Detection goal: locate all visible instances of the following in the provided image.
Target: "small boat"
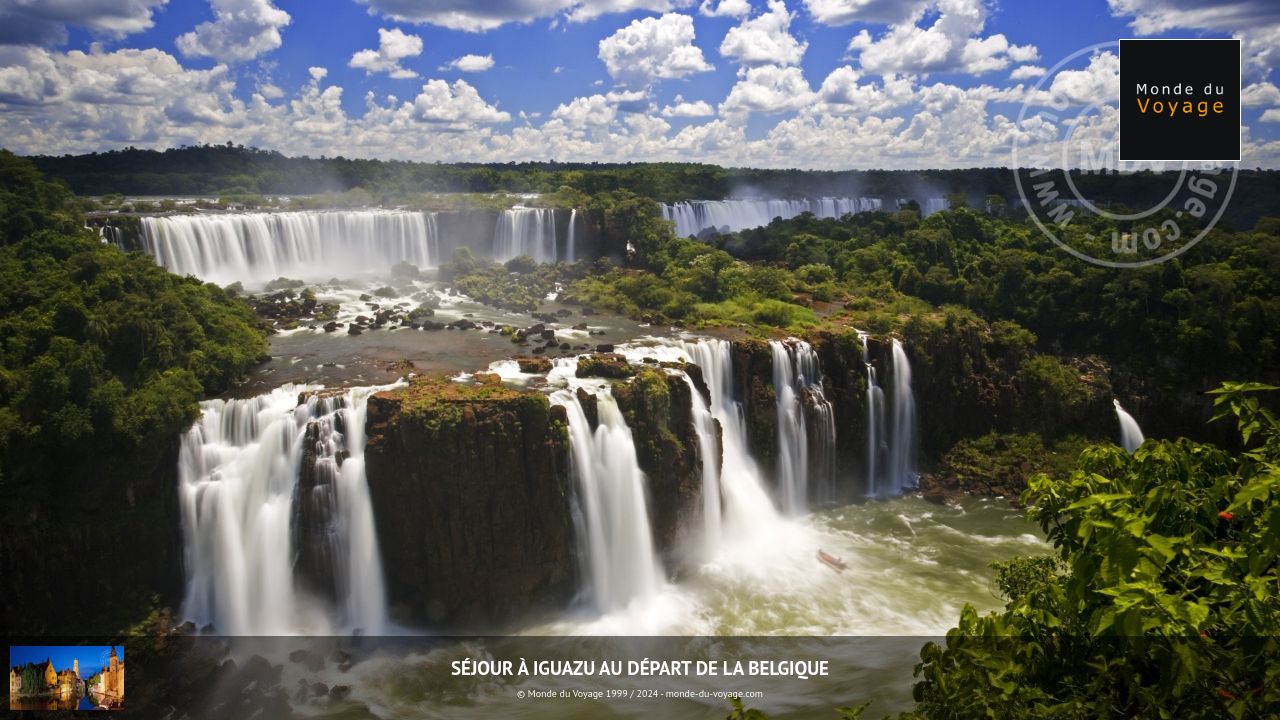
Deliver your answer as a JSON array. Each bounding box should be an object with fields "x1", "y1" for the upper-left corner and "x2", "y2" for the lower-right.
[{"x1": 817, "y1": 549, "x2": 847, "y2": 573}]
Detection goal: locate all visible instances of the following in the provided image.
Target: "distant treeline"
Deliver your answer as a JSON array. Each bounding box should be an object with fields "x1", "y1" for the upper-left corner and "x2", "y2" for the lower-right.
[{"x1": 24, "y1": 144, "x2": 1280, "y2": 227}]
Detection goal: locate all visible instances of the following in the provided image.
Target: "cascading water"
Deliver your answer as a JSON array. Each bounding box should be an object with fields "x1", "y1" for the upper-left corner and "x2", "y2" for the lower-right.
[
  {"x1": 136, "y1": 211, "x2": 440, "y2": 285},
  {"x1": 566, "y1": 208, "x2": 577, "y2": 263},
  {"x1": 554, "y1": 388, "x2": 664, "y2": 611},
  {"x1": 662, "y1": 197, "x2": 883, "y2": 237},
  {"x1": 177, "y1": 383, "x2": 396, "y2": 635},
  {"x1": 1114, "y1": 399, "x2": 1146, "y2": 454},
  {"x1": 493, "y1": 207, "x2": 558, "y2": 263},
  {"x1": 859, "y1": 331, "x2": 888, "y2": 497},
  {"x1": 888, "y1": 339, "x2": 918, "y2": 494},
  {"x1": 769, "y1": 339, "x2": 837, "y2": 512},
  {"x1": 922, "y1": 198, "x2": 948, "y2": 216},
  {"x1": 677, "y1": 339, "x2": 780, "y2": 534}
]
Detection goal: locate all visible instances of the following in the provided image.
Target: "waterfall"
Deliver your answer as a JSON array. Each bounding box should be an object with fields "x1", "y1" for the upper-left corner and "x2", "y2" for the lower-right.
[
  {"x1": 859, "y1": 331, "x2": 887, "y2": 497},
  {"x1": 922, "y1": 197, "x2": 948, "y2": 216},
  {"x1": 136, "y1": 210, "x2": 440, "y2": 285},
  {"x1": 769, "y1": 339, "x2": 837, "y2": 512},
  {"x1": 493, "y1": 207, "x2": 558, "y2": 263},
  {"x1": 676, "y1": 372, "x2": 723, "y2": 555},
  {"x1": 678, "y1": 339, "x2": 780, "y2": 533},
  {"x1": 565, "y1": 207, "x2": 576, "y2": 260},
  {"x1": 554, "y1": 388, "x2": 664, "y2": 611},
  {"x1": 888, "y1": 339, "x2": 918, "y2": 494},
  {"x1": 177, "y1": 383, "x2": 395, "y2": 635},
  {"x1": 1114, "y1": 399, "x2": 1146, "y2": 454},
  {"x1": 661, "y1": 197, "x2": 883, "y2": 237}
]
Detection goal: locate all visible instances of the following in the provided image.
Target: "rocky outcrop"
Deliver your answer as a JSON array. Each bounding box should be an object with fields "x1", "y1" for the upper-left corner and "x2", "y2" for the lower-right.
[
  {"x1": 363, "y1": 377, "x2": 574, "y2": 628},
  {"x1": 611, "y1": 366, "x2": 715, "y2": 563},
  {"x1": 730, "y1": 338, "x2": 778, "y2": 479}
]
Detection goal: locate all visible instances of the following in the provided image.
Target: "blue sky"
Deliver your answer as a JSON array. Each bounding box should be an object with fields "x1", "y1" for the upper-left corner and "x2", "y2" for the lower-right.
[
  {"x1": 10, "y1": 645, "x2": 120, "y2": 678},
  {"x1": 0, "y1": 0, "x2": 1276, "y2": 168}
]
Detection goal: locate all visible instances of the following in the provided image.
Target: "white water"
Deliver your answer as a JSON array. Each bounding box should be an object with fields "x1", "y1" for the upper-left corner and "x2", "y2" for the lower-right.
[
  {"x1": 676, "y1": 339, "x2": 782, "y2": 537},
  {"x1": 769, "y1": 339, "x2": 837, "y2": 512},
  {"x1": 1114, "y1": 399, "x2": 1146, "y2": 454},
  {"x1": 566, "y1": 208, "x2": 577, "y2": 263},
  {"x1": 494, "y1": 206, "x2": 558, "y2": 263},
  {"x1": 138, "y1": 211, "x2": 440, "y2": 285},
  {"x1": 177, "y1": 383, "x2": 396, "y2": 635},
  {"x1": 662, "y1": 197, "x2": 883, "y2": 237},
  {"x1": 922, "y1": 198, "x2": 948, "y2": 216},
  {"x1": 553, "y1": 388, "x2": 665, "y2": 612},
  {"x1": 888, "y1": 339, "x2": 918, "y2": 494},
  {"x1": 859, "y1": 332, "x2": 885, "y2": 497}
]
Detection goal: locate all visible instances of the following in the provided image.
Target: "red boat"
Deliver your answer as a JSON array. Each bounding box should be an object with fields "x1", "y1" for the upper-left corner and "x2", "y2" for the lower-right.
[{"x1": 817, "y1": 549, "x2": 848, "y2": 573}]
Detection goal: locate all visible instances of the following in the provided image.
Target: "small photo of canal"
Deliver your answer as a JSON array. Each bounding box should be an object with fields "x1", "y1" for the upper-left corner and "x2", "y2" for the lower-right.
[{"x1": 9, "y1": 645, "x2": 124, "y2": 711}]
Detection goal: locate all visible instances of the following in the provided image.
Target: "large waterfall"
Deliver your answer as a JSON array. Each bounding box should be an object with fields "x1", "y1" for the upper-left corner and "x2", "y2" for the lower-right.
[
  {"x1": 137, "y1": 211, "x2": 440, "y2": 285},
  {"x1": 662, "y1": 197, "x2": 883, "y2": 237},
  {"x1": 769, "y1": 340, "x2": 837, "y2": 512},
  {"x1": 494, "y1": 207, "x2": 558, "y2": 263},
  {"x1": 566, "y1": 208, "x2": 578, "y2": 263},
  {"x1": 859, "y1": 334, "x2": 917, "y2": 497},
  {"x1": 888, "y1": 339, "x2": 918, "y2": 494},
  {"x1": 1114, "y1": 399, "x2": 1146, "y2": 454},
  {"x1": 554, "y1": 388, "x2": 664, "y2": 611},
  {"x1": 677, "y1": 339, "x2": 781, "y2": 537},
  {"x1": 177, "y1": 383, "x2": 395, "y2": 635}
]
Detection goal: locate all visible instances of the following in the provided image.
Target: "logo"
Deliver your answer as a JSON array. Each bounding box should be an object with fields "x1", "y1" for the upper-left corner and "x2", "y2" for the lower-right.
[{"x1": 1012, "y1": 42, "x2": 1239, "y2": 268}]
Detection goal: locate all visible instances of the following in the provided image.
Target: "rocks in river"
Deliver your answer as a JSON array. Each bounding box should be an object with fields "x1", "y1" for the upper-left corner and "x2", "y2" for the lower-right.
[
  {"x1": 449, "y1": 319, "x2": 477, "y2": 330},
  {"x1": 572, "y1": 323, "x2": 588, "y2": 331},
  {"x1": 474, "y1": 372, "x2": 502, "y2": 386},
  {"x1": 595, "y1": 343, "x2": 615, "y2": 353},
  {"x1": 330, "y1": 685, "x2": 352, "y2": 702},
  {"x1": 288, "y1": 649, "x2": 325, "y2": 672},
  {"x1": 420, "y1": 320, "x2": 445, "y2": 331},
  {"x1": 516, "y1": 356, "x2": 552, "y2": 374},
  {"x1": 347, "y1": 326, "x2": 362, "y2": 336},
  {"x1": 576, "y1": 353, "x2": 633, "y2": 379},
  {"x1": 527, "y1": 323, "x2": 545, "y2": 336},
  {"x1": 540, "y1": 329, "x2": 556, "y2": 340},
  {"x1": 556, "y1": 308, "x2": 572, "y2": 317},
  {"x1": 359, "y1": 293, "x2": 372, "y2": 301}
]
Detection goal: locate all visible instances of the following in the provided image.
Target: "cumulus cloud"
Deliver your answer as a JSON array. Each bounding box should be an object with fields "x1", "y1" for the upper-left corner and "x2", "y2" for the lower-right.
[
  {"x1": 847, "y1": 0, "x2": 1037, "y2": 76},
  {"x1": 661, "y1": 95, "x2": 715, "y2": 116},
  {"x1": 721, "y1": 64, "x2": 815, "y2": 116},
  {"x1": 598, "y1": 13, "x2": 712, "y2": 88},
  {"x1": 354, "y1": 0, "x2": 693, "y2": 32},
  {"x1": 1009, "y1": 64, "x2": 1045, "y2": 80},
  {"x1": 441, "y1": 53, "x2": 495, "y2": 72},
  {"x1": 176, "y1": 0, "x2": 291, "y2": 63},
  {"x1": 1108, "y1": 0, "x2": 1280, "y2": 80},
  {"x1": 410, "y1": 78, "x2": 510, "y2": 126},
  {"x1": 699, "y1": 0, "x2": 751, "y2": 18},
  {"x1": 1261, "y1": 108, "x2": 1280, "y2": 122},
  {"x1": 0, "y1": 0, "x2": 170, "y2": 45},
  {"x1": 800, "y1": 0, "x2": 927, "y2": 25},
  {"x1": 349, "y1": 27, "x2": 423, "y2": 79},
  {"x1": 1243, "y1": 82, "x2": 1280, "y2": 107},
  {"x1": 719, "y1": 0, "x2": 807, "y2": 66}
]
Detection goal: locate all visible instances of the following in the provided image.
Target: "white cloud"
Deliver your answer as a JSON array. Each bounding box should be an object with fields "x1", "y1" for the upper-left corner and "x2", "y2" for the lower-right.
[
  {"x1": 816, "y1": 66, "x2": 914, "y2": 114},
  {"x1": 721, "y1": 64, "x2": 815, "y2": 116},
  {"x1": 258, "y1": 81, "x2": 284, "y2": 99},
  {"x1": 410, "y1": 78, "x2": 510, "y2": 126},
  {"x1": 551, "y1": 94, "x2": 617, "y2": 127},
  {"x1": 800, "y1": 0, "x2": 927, "y2": 25},
  {"x1": 0, "y1": 0, "x2": 169, "y2": 45},
  {"x1": 719, "y1": 0, "x2": 807, "y2": 66},
  {"x1": 308, "y1": 66, "x2": 327, "y2": 82},
  {"x1": 1108, "y1": 0, "x2": 1280, "y2": 80},
  {"x1": 661, "y1": 95, "x2": 715, "y2": 116},
  {"x1": 1260, "y1": 108, "x2": 1280, "y2": 122},
  {"x1": 349, "y1": 27, "x2": 423, "y2": 79},
  {"x1": 1009, "y1": 64, "x2": 1045, "y2": 80},
  {"x1": 847, "y1": 0, "x2": 1037, "y2": 76},
  {"x1": 1243, "y1": 82, "x2": 1280, "y2": 107},
  {"x1": 441, "y1": 53, "x2": 495, "y2": 72},
  {"x1": 699, "y1": 0, "x2": 751, "y2": 18},
  {"x1": 598, "y1": 13, "x2": 712, "y2": 88},
  {"x1": 354, "y1": 0, "x2": 693, "y2": 32},
  {"x1": 176, "y1": 0, "x2": 291, "y2": 63}
]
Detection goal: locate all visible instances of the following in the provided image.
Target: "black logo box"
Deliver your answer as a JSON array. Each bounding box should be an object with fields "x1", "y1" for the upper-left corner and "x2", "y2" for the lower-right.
[{"x1": 1119, "y1": 38, "x2": 1241, "y2": 162}]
